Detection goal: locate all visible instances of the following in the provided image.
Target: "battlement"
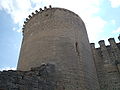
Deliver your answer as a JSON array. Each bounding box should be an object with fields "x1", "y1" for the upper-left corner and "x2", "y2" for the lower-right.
[
  {"x1": 23, "y1": 5, "x2": 51, "y2": 24},
  {"x1": 22, "y1": 5, "x2": 80, "y2": 35},
  {"x1": 91, "y1": 37, "x2": 120, "y2": 49},
  {"x1": 90, "y1": 37, "x2": 120, "y2": 90},
  {"x1": 90, "y1": 37, "x2": 120, "y2": 64}
]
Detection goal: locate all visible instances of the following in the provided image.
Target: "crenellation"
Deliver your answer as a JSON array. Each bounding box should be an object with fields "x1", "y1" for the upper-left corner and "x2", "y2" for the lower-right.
[
  {"x1": 91, "y1": 37, "x2": 120, "y2": 90},
  {"x1": 108, "y1": 38, "x2": 120, "y2": 64},
  {"x1": 49, "y1": 5, "x2": 52, "y2": 8},
  {"x1": 99, "y1": 40, "x2": 111, "y2": 64},
  {"x1": 3, "y1": 70, "x2": 7, "y2": 72},
  {"x1": 23, "y1": 24, "x2": 25, "y2": 27},
  {"x1": 22, "y1": 27, "x2": 24, "y2": 31},
  {"x1": 35, "y1": 10, "x2": 39, "y2": 14},
  {"x1": 90, "y1": 43, "x2": 95, "y2": 49},
  {"x1": 28, "y1": 15, "x2": 32, "y2": 18},
  {"x1": 31, "y1": 12, "x2": 35, "y2": 16},
  {"x1": 118, "y1": 35, "x2": 120, "y2": 41},
  {"x1": 26, "y1": 18, "x2": 29, "y2": 21},
  {"x1": 39, "y1": 8, "x2": 43, "y2": 12},
  {"x1": 22, "y1": 25, "x2": 25, "y2": 32},
  {"x1": 44, "y1": 6, "x2": 47, "y2": 10},
  {"x1": 98, "y1": 40, "x2": 106, "y2": 46},
  {"x1": 108, "y1": 38, "x2": 117, "y2": 48},
  {"x1": 22, "y1": 6, "x2": 80, "y2": 35},
  {"x1": 24, "y1": 21, "x2": 27, "y2": 24}
]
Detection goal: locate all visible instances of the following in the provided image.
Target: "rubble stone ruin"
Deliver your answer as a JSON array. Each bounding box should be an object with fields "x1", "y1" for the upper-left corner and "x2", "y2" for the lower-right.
[{"x1": 0, "y1": 6, "x2": 120, "y2": 90}]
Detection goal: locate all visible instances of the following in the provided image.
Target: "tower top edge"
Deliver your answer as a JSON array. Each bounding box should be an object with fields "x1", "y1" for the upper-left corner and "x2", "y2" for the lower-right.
[{"x1": 22, "y1": 5, "x2": 80, "y2": 34}]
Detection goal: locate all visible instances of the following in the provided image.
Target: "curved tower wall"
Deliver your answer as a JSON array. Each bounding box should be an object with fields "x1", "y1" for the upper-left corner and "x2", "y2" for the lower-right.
[{"x1": 17, "y1": 7, "x2": 99, "y2": 90}]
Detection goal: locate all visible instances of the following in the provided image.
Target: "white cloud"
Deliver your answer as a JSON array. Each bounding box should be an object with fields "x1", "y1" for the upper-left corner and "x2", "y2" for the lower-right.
[
  {"x1": 13, "y1": 27, "x2": 16, "y2": 31},
  {"x1": 111, "y1": 20, "x2": 116, "y2": 25},
  {"x1": 16, "y1": 29, "x2": 22, "y2": 33},
  {"x1": 0, "y1": 67, "x2": 16, "y2": 71},
  {"x1": 0, "y1": 0, "x2": 54, "y2": 30},
  {"x1": 13, "y1": 27, "x2": 22, "y2": 33},
  {"x1": 108, "y1": 0, "x2": 120, "y2": 8},
  {"x1": 0, "y1": 0, "x2": 32, "y2": 26},
  {"x1": 0, "y1": 0, "x2": 107, "y2": 42},
  {"x1": 0, "y1": 0, "x2": 101, "y2": 23},
  {"x1": 53, "y1": 0, "x2": 101, "y2": 16},
  {"x1": 85, "y1": 16, "x2": 107, "y2": 42},
  {"x1": 48, "y1": 0, "x2": 106, "y2": 42},
  {"x1": 112, "y1": 27, "x2": 120, "y2": 33}
]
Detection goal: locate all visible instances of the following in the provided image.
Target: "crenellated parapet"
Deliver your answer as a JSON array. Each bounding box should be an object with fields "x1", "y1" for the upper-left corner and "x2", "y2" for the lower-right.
[
  {"x1": 90, "y1": 36, "x2": 120, "y2": 90},
  {"x1": 22, "y1": 5, "x2": 52, "y2": 34},
  {"x1": 91, "y1": 37, "x2": 120, "y2": 64},
  {"x1": 22, "y1": 5, "x2": 80, "y2": 36},
  {"x1": 91, "y1": 37, "x2": 120, "y2": 49}
]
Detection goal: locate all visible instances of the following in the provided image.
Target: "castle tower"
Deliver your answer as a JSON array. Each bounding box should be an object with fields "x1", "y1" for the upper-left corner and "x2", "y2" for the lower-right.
[{"x1": 17, "y1": 6, "x2": 99, "y2": 90}]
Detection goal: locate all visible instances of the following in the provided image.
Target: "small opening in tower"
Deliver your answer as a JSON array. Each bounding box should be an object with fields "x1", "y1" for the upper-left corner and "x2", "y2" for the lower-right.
[
  {"x1": 75, "y1": 42, "x2": 79, "y2": 55},
  {"x1": 45, "y1": 14, "x2": 48, "y2": 16},
  {"x1": 75, "y1": 42, "x2": 78, "y2": 48}
]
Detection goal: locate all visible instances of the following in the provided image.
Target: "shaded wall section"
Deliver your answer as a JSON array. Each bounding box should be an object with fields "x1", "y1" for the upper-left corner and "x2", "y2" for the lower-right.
[{"x1": 91, "y1": 38, "x2": 120, "y2": 90}]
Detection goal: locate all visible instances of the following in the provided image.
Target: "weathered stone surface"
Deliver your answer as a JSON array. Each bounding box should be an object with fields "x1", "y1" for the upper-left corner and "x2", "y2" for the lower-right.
[
  {"x1": 0, "y1": 64, "x2": 56, "y2": 90},
  {"x1": 91, "y1": 39, "x2": 120, "y2": 90},
  {"x1": 17, "y1": 7, "x2": 99, "y2": 90}
]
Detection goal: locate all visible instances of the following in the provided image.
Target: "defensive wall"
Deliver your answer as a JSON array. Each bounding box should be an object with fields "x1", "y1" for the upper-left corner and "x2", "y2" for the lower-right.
[{"x1": 90, "y1": 37, "x2": 120, "y2": 90}]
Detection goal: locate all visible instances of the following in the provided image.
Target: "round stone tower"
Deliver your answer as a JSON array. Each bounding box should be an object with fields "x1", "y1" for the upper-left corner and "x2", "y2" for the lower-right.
[{"x1": 17, "y1": 6, "x2": 100, "y2": 90}]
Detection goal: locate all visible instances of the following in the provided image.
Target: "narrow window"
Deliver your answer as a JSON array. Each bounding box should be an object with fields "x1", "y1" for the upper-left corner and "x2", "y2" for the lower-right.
[{"x1": 75, "y1": 42, "x2": 79, "y2": 55}]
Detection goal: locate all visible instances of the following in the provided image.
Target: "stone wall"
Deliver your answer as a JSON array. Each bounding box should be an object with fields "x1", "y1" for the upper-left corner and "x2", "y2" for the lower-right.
[
  {"x1": 91, "y1": 38, "x2": 120, "y2": 90},
  {"x1": 0, "y1": 64, "x2": 56, "y2": 90},
  {"x1": 1, "y1": 38, "x2": 120, "y2": 90}
]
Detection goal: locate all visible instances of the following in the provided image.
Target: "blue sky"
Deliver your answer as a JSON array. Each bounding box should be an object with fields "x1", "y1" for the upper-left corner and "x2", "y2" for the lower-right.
[{"x1": 0, "y1": 0, "x2": 120, "y2": 70}]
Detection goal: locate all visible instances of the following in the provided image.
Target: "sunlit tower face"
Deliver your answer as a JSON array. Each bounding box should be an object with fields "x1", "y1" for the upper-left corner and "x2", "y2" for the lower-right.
[{"x1": 17, "y1": 7, "x2": 100, "y2": 90}]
